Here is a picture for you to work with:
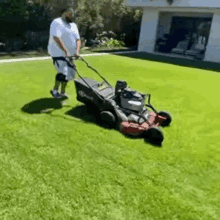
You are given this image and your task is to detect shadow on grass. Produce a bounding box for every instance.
[21,97,69,114]
[66,104,162,147]
[65,104,101,125]
[117,52,220,73]
[91,47,135,54]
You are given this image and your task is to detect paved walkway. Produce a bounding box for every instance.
[0,51,137,64]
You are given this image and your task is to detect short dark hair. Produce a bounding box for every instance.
[59,7,74,16]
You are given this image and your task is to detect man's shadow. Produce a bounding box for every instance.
[21,97,69,114]
[65,105,162,147]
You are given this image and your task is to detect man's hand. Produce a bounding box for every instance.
[74,54,80,60]
[54,36,81,59]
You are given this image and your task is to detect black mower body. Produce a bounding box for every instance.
[74,78,115,111]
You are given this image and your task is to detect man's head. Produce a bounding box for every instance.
[60,7,74,23]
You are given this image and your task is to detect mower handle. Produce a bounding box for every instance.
[66,55,80,61]
[68,55,112,88]
[145,94,157,113]
[66,55,110,101]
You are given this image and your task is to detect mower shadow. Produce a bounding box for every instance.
[122,133,162,147]
[65,105,102,126]
[66,104,162,147]
[21,97,69,114]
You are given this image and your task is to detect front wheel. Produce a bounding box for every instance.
[144,127,164,146]
[158,111,172,127]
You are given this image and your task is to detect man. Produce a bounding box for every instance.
[48,7,81,99]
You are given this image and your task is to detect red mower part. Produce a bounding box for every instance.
[120,121,148,136]
[119,111,167,136]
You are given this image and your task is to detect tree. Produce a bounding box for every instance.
[26,2,51,31]
[74,0,142,46]
[0,0,28,40]
[0,0,143,48]
[0,0,28,22]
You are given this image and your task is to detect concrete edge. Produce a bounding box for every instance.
[0,51,138,64]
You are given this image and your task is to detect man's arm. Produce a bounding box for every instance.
[76,39,81,56]
[53,36,70,56]
[50,20,71,56]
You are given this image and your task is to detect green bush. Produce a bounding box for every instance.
[98,37,125,48]
[87,31,126,49]
[106,38,125,48]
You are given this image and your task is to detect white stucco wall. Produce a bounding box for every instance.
[126,0,220,8]
[204,10,220,62]
[138,8,159,52]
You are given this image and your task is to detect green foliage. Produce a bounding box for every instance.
[26,3,51,30]
[0,0,142,47]
[89,31,125,48]
[75,0,142,45]
[102,38,125,48]
[0,0,27,22]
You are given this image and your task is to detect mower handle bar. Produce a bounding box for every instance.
[66,55,108,101]
[67,55,112,87]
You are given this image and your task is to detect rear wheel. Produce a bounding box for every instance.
[144,127,164,146]
[100,111,116,128]
[158,111,172,127]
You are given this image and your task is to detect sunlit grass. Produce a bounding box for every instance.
[0,54,219,219]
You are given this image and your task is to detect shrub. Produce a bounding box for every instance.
[104,38,125,48]
[92,31,125,49]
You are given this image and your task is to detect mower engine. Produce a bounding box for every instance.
[115,80,146,112]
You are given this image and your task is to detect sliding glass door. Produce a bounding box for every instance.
[170,16,212,51]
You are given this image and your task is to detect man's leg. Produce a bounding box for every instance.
[54,78,61,91]
[50,73,63,98]
[60,81,70,99]
[52,58,73,98]
[59,60,75,98]
[61,82,67,94]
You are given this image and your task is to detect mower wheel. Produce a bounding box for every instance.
[158,111,172,127]
[144,127,164,145]
[100,111,116,128]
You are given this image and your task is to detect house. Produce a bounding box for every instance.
[125,0,220,63]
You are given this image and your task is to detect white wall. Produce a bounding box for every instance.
[126,0,220,8]
[126,0,167,7]
[138,8,159,52]
[204,10,220,62]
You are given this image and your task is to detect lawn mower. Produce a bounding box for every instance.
[70,55,172,145]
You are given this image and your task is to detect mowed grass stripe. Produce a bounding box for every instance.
[0,55,219,219]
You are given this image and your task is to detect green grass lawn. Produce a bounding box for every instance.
[0,54,220,220]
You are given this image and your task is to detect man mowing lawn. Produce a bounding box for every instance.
[48,6,81,99]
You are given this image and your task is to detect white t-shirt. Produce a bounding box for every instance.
[48,17,80,57]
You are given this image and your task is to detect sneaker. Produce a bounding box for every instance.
[59,93,69,99]
[50,89,60,98]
